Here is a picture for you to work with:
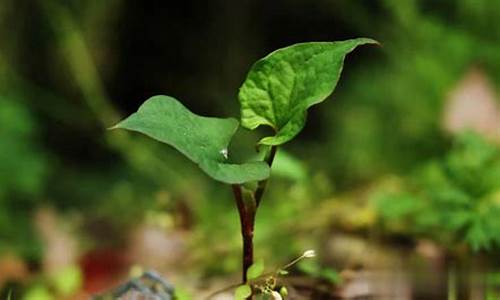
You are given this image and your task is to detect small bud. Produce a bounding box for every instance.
[277,269,289,276]
[303,250,316,258]
[271,291,283,300]
[279,286,288,297]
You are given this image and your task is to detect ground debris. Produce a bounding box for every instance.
[93,270,174,300]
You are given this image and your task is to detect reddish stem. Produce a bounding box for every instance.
[231,145,278,298]
[232,184,255,284]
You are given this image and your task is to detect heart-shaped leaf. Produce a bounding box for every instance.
[239,38,378,145]
[112,95,270,184]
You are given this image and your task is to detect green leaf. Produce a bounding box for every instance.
[239,38,378,145]
[272,150,308,181]
[320,268,342,284]
[246,259,265,280]
[49,265,82,296]
[466,216,490,251]
[234,284,252,300]
[112,95,270,184]
[22,285,54,300]
[297,260,321,276]
[173,287,193,300]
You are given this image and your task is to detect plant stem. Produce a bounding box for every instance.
[232,184,255,283]
[205,250,314,299]
[231,145,278,299]
[255,146,277,207]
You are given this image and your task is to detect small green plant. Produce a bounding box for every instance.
[373,132,500,252]
[112,38,377,297]
[209,249,316,300]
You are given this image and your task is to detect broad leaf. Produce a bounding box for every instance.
[239,38,378,145]
[112,95,270,184]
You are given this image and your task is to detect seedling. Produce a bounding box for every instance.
[206,249,317,299]
[112,38,377,298]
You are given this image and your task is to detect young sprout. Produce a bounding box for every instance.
[207,249,318,299]
[112,38,377,299]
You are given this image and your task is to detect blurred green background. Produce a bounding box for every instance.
[0,0,499,299]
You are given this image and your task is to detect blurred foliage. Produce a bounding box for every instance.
[0,0,499,297]
[0,98,46,198]
[0,94,47,259]
[373,132,500,251]
[15,265,82,300]
[297,260,342,285]
[324,0,500,187]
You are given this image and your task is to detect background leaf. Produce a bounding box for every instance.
[49,265,82,296]
[239,38,378,145]
[113,96,270,184]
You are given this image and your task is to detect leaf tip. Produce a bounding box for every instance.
[361,37,381,47]
[107,120,129,131]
